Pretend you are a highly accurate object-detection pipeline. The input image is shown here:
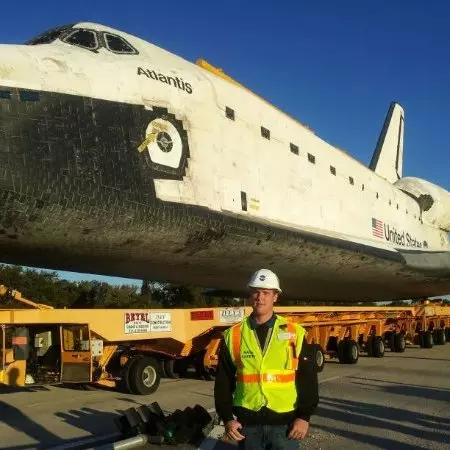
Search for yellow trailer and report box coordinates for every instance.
[1,285,449,395]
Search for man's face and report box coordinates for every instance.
[249,288,278,316]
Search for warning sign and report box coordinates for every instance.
[124,312,172,334]
[219,308,245,324]
[150,312,172,332]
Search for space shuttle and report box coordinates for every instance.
[0,22,449,302]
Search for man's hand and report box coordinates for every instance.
[224,419,245,441]
[287,418,309,440]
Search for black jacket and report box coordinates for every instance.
[213,314,319,426]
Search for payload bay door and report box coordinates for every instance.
[60,324,92,383]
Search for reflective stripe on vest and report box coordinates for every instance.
[232,324,243,368]
[236,372,296,383]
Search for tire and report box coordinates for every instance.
[418,331,425,348]
[393,334,406,353]
[337,340,344,362]
[164,358,188,379]
[193,351,216,381]
[311,344,325,373]
[446,328,450,342]
[423,331,434,349]
[371,336,385,358]
[159,359,168,378]
[120,354,144,393]
[434,329,446,345]
[326,336,338,353]
[128,356,161,395]
[440,329,446,345]
[338,340,359,364]
[384,331,395,352]
[195,363,216,381]
[366,336,374,356]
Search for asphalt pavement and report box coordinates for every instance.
[0,344,449,449]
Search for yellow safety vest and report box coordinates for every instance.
[223,314,306,413]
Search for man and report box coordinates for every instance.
[214,269,319,449]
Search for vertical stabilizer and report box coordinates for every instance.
[369,102,405,183]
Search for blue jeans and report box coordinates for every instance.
[237,424,300,450]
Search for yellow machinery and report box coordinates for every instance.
[1,285,449,395]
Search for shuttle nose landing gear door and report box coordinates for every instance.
[60,325,91,383]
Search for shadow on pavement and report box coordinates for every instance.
[385,354,450,362]
[186,391,214,398]
[312,396,450,448]
[54,382,115,393]
[0,367,50,395]
[0,401,63,449]
[0,385,50,395]
[312,424,426,450]
[55,407,232,450]
[348,377,450,403]
[114,396,146,405]
[55,406,123,435]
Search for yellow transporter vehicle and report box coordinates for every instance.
[0,285,226,395]
[1,285,450,395]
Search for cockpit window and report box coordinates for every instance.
[26,25,72,45]
[26,25,138,55]
[104,33,138,54]
[63,29,98,50]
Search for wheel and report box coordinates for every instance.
[203,368,216,381]
[311,344,325,372]
[434,329,446,345]
[195,363,216,381]
[159,359,168,378]
[446,328,450,342]
[366,336,374,356]
[440,329,446,345]
[326,336,338,352]
[371,336,385,358]
[128,356,161,395]
[384,331,395,352]
[418,331,424,348]
[423,331,433,349]
[164,359,179,379]
[120,354,144,393]
[338,340,359,364]
[192,351,216,381]
[164,358,188,379]
[393,334,406,353]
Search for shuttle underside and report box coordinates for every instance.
[0,87,449,302]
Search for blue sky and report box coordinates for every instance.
[1,1,449,290]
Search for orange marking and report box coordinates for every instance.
[232,325,243,368]
[237,372,296,383]
[12,336,28,346]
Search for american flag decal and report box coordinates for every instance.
[372,218,384,238]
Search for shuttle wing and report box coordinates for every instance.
[397,247,450,275]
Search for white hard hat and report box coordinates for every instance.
[247,269,282,293]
